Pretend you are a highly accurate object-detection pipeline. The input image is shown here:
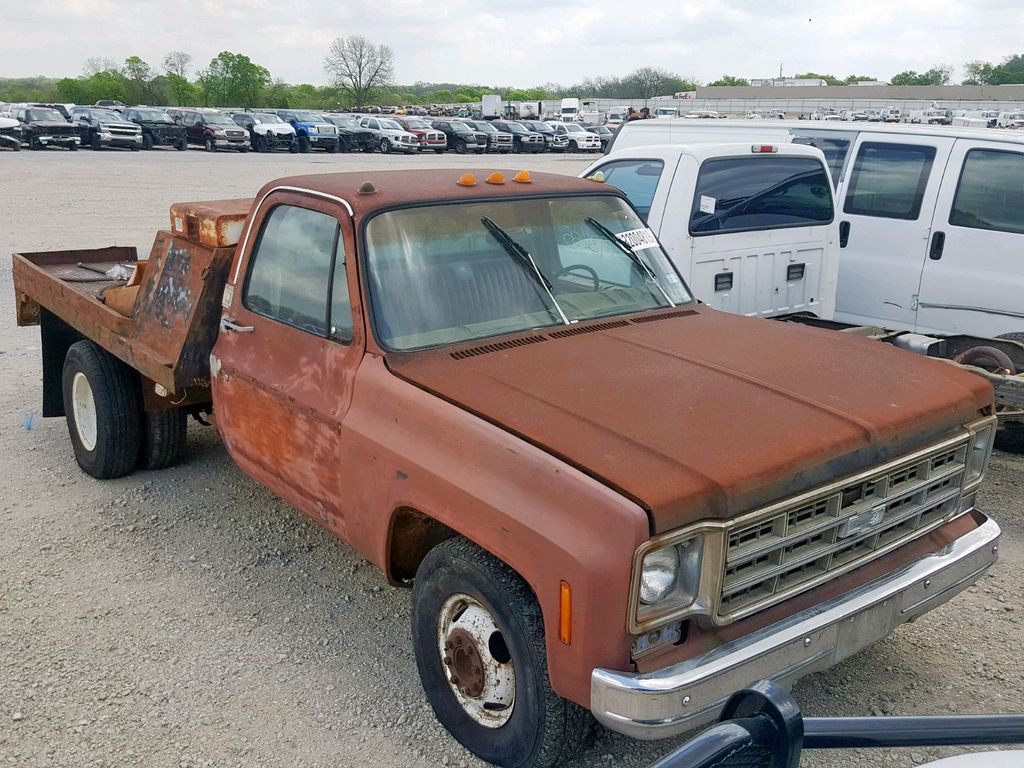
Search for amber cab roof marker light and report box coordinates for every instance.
[512,170,532,183]
[485,172,506,185]
[456,173,477,187]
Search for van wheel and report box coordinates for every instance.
[139,407,188,470]
[412,537,590,768]
[62,341,142,479]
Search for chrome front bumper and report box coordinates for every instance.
[591,514,1000,739]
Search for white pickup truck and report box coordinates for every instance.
[581,142,838,321]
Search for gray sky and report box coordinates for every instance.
[3,0,1022,86]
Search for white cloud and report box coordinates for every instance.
[0,0,1022,86]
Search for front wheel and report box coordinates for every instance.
[142,134,153,150]
[175,138,187,151]
[568,140,578,152]
[62,341,142,479]
[379,138,391,154]
[434,148,445,154]
[91,134,103,151]
[454,140,467,154]
[204,137,215,152]
[412,537,590,768]
[298,135,311,153]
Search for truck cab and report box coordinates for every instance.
[582,142,839,320]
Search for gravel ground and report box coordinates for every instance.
[1,148,1021,768]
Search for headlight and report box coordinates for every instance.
[213,129,226,136]
[636,535,704,621]
[309,126,318,133]
[964,418,996,488]
[639,547,678,604]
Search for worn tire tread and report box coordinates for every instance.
[139,408,188,470]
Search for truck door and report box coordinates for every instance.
[833,134,954,329]
[677,149,836,319]
[915,139,1024,337]
[211,191,360,538]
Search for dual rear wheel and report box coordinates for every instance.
[62,340,187,479]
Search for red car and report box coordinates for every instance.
[395,117,447,153]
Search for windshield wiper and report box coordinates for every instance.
[584,217,676,307]
[481,216,572,325]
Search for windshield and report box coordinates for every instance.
[380,119,404,130]
[450,122,471,133]
[133,110,172,123]
[27,108,65,121]
[202,113,235,125]
[404,119,431,129]
[365,196,692,351]
[472,122,496,132]
[563,123,585,133]
[504,123,528,134]
[290,112,326,123]
[254,113,283,124]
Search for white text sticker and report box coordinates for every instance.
[699,195,716,214]
[614,228,660,251]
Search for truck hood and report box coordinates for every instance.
[27,121,76,132]
[386,307,991,533]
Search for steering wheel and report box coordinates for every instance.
[554,264,600,290]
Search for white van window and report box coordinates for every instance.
[844,143,936,221]
[591,160,664,221]
[790,130,855,186]
[689,156,833,235]
[949,149,1024,235]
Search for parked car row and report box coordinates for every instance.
[0,101,612,155]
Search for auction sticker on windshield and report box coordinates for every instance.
[615,228,660,250]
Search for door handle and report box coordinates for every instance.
[929,231,946,260]
[221,317,254,333]
[839,221,851,248]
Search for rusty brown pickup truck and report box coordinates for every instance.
[12,170,1002,768]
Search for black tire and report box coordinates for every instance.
[67,142,77,151]
[569,140,578,152]
[62,340,142,480]
[288,141,299,154]
[434,148,445,154]
[204,137,215,152]
[261,133,276,152]
[129,143,140,152]
[326,140,339,154]
[454,140,467,154]
[380,138,391,154]
[138,407,188,470]
[298,135,311,153]
[175,138,187,151]
[91,133,102,151]
[238,145,249,154]
[29,136,42,151]
[142,134,153,150]
[512,141,521,154]
[412,537,590,768]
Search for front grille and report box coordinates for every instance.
[226,130,245,138]
[109,127,138,136]
[320,125,337,134]
[717,435,970,621]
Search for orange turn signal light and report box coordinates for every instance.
[559,581,572,645]
[456,173,477,186]
[512,170,532,183]
[485,171,506,185]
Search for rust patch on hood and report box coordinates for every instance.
[387,307,992,534]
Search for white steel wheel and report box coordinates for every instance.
[438,593,516,727]
[71,371,98,451]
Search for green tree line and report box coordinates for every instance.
[4,50,1024,109]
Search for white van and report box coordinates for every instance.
[607,118,1024,339]
[654,106,678,119]
[580,143,838,320]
